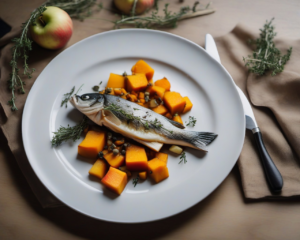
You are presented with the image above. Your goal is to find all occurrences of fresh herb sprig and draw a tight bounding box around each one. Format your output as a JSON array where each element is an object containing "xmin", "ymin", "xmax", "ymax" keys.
[
  {"xmin": 8, "ymin": 0, "xmax": 98, "ymax": 111},
  {"xmin": 179, "ymin": 151, "xmax": 187, "ymax": 164},
  {"xmin": 243, "ymin": 18, "xmax": 292, "ymax": 76},
  {"xmin": 114, "ymin": 2, "xmax": 214, "ymax": 29},
  {"xmin": 51, "ymin": 116, "xmax": 88, "ymax": 146},
  {"xmin": 8, "ymin": 6, "xmax": 47, "ymax": 111},
  {"xmin": 186, "ymin": 116, "xmax": 197, "ymax": 127},
  {"xmin": 132, "ymin": 175, "xmax": 140, "ymax": 187},
  {"xmin": 61, "ymin": 84, "xmax": 83, "ymax": 108}
]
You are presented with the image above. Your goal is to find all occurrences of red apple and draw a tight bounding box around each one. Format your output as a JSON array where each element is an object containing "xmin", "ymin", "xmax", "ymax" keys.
[
  {"xmin": 114, "ymin": 0, "xmax": 155, "ymax": 15},
  {"xmin": 29, "ymin": 6, "xmax": 73, "ymax": 50}
]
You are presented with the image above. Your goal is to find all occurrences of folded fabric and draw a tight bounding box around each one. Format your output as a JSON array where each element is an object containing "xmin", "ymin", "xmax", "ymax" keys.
[{"xmin": 215, "ymin": 24, "xmax": 300, "ymax": 198}]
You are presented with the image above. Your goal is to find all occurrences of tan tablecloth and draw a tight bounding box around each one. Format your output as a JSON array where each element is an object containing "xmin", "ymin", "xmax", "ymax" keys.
[{"xmin": 1, "ymin": 0, "xmax": 300, "ymax": 239}]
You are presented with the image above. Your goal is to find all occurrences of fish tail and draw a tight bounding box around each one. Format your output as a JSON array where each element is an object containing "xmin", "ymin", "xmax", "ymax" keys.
[{"xmin": 176, "ymin": 131, "xmax": 218, "ymax": 151}]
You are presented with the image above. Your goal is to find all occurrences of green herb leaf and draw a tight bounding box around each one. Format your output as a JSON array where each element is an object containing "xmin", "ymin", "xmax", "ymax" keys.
[
  {"xmin": 179, "ymin": 151, "xmax": 187, "ymax": 164},
  {"xmin": 51, "ymin": 116, "xmax": 88, "ymax": 147},
  {"xmin": 186, "ymin": 116, "xmax": 197, "ymax": 127},
  {"xmin": 132, "ymin": 175, "xmax": 140, "ymax": 187},
  {"xmin": 243, "ymin": 18, "xmax": 292, "ymax": 76},
  {"xmin": 61, "ymin": 86, "xmax": 75, "ymax": 108}
]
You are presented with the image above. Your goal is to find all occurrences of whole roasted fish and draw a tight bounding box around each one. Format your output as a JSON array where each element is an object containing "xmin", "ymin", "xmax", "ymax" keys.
[{"xmin": 70, "ymin": 93, "xmax": 217, "ymax": 152}]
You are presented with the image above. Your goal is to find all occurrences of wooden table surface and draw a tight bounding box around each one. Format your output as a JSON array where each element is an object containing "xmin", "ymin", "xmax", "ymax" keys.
[{"xmin": 1, "ymin": 0, "xmax": 300, "ymax": 239}]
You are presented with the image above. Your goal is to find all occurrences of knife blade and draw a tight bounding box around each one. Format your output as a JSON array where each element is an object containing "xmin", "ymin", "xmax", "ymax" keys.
[{"xmin": 205, "ymin": 34, "xmax": 283, "ymax": 192}]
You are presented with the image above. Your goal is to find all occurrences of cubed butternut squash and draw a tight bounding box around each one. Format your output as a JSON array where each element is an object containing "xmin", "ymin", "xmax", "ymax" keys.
[
  {"xmin": 164, "ymin": 112, "xmax": 172, "ymax": 119},
  {"xmin": 138, "ymin": 92, "xmax": 145, "ymax": 99},
  {"xmin": 148, "ymin": 86, "xmax": 166, "ymax": 99},
  {"xmin": 104, "ymin": 152, "xmax": 125, "ymax": 168},
  {"xmin": 148, "ymin": 158, "xmax": 169, "ymax": 183},
  {"xmin": 114, "ymin": 88, "xmax": 122, "ymax": 96},
  {"xmin": 154, "ymin": 77, "xmax": 171, "ymax": 91},
  {"xmin": 152, "ymin": 104, "xmax": 168, "ymax": 115},
  {"xmin": 126, "ymin": 144, "xmax": 148, "ymax": 171},
  {"xmin": 107, "ymin": 73, "xmax": 126, "ymax": 88},
  {"xmin": 126, "ymin": 74, "xmax": 148, "ymax": 92},
  {"xmin": 139, "ymin": 171, "xmax": 147, "ymax": 180},
  {"xmin": 173, "ymin": 114, "xmax": 183, "ymax": 125},
  {"xmin": 155, "ymin": 152, "xmax": 168, "ymax": 164},
  {"xmin": 131, "ymin": 60, "xmax": 154, "ymax": 80},
  {"xmin": 163, "ymin": 91, "xmax": 186, "ymax": 115},
  {"xmin": 183, "ymin": 96, "xmax": 193, "ymax": 113},
  {"xmin": 127, "ymin": 94, "xmax": 138, "ymax": 102},
  {"xmin": 89, "ymin": 159, "xmax": 108, "ymax": 179},
  {"xmin": 101, "ymin": 167, "xmax": 127, "ymax": 195},
  {"xmin": 78, "ymin": 130, "xmax": 106, "ymax": 158}
]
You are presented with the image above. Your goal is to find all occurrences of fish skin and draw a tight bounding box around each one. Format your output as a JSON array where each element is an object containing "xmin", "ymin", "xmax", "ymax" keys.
[{"xmin": 70, "ymin": 93, "xmax": 217, "ymax": 151}]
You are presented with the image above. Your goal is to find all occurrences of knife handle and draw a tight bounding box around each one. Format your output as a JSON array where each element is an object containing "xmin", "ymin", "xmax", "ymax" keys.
[{"xmin": 253, "ymin": 130, "xmax": 283, "ymax": 192}]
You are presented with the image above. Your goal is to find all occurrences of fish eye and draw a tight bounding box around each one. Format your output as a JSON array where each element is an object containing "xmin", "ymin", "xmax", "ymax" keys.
[{"xmin": 82, "ymin": 95, "xmax": 90, "ymax": 100}]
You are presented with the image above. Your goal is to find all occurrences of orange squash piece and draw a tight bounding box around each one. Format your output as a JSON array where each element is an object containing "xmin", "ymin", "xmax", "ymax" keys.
[
  {"xmin": 173, "ymin": 114, "xmax": 183, "ymax": 125},
  {"xmin": 139, "ymin": 171, "xmax": 147, "ymax": 180},
  {"xmin": 155, "ymin": 152, "xmax": 168, "ymax": 164},
  {"xmin": 89, "ymin": 159, "xmax": 108, "ymax": 179},
  {"xmin": 131, "ymin": 60, "xmax": 154, "ymax": 81},
  {"xmin": 183, "ymin": 96, "xmax": 193, "ymax": 113},
  {"xmin": 154, "ymin": 77, "xmax": 171, "ymax": 91},
  {"xmin": 126, "ymin": 144, "xmax": 148, "ymax": 171},
  {"xmin": 126, "ymin": 73, "xmax": 148, "ymax": 92},
  {"xmin": 127, "ymin": 94, "xmax": 138, "ymax": 102},
  {"xmin": 164, "ymin": 112, "xmax": 172, "ymax": 119},
  {"xmin": 138, "ymin": 92, "xmax": 145, "ymax": 99},
  {"xmin": 101, "ymin": 167, "xmax": 127, "ymax": 195},
  {"xmin": 148, "ymin": 158, "xmax": 169, "ymax": 183},
  {"xmin": 148, "ymin": 86, "xmax": 166, "ymax": 98},
  {"xmin": 114, "ymin": 88, "xmax": 122, "ymax": 96},
  {"xmin": 104, "ymin": 152, "xmax": 125, "ymax": 168},
  {"xmin": 163, "ymin": 91, "xmax": 186, "ymax": 115},
  {"xmin": 107, "ymin": 73, "xmax": 126, "ymax": 88},
  {"xmin": 152, "ymin": 104, "xmax": 168, "ymax": 115},
  {"xmin": 78, "ymin": 130, "xmax": 106, "ymax": 158}
]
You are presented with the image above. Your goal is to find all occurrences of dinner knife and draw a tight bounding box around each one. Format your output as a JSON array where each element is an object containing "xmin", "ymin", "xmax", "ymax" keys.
[{"xmin": 205, "ymin": 34, "xmax": 283, "ymax": 193}]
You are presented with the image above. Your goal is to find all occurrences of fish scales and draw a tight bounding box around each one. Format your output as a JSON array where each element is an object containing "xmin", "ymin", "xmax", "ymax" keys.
[{"xmin": 70, "ymin": 93, "xmax": 217, "ymax": 151}]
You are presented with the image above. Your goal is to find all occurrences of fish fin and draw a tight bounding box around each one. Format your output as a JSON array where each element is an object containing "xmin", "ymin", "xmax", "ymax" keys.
[
  {"xmin": 176, "ymin": 131, "xmax": 218, "ymax": 151},
  {"xmin": 103, "ymin": 110, "xmax": 122, "ymax": 126},
  {"xmin": 166, "ymin": 118, "xmax": 185, "ymax": 129},
  {"xmin": 132, "ymin": 138, "xmax": 163, "ymax": 152}
]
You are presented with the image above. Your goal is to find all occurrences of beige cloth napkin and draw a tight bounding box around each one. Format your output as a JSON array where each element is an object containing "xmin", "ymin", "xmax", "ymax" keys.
[
  {"xmin": 216, "ymin": 25, "xmax": 300, "ymax": 198},
  {"xmin": 1, "ymin": 19, "xmax": 299, "ymax": 207}
]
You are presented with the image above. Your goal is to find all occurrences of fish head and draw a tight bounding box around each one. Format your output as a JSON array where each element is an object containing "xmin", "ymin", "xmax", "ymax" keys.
[{"xmin": 70, "ymin": 93, "xmax": 105, "ymax": 116}]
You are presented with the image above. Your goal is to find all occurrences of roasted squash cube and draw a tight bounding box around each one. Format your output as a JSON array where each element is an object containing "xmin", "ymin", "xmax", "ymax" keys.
[
  {"xmin": 114, "ymin": 88, "xmax": 122, "ymax": 96},
  {"xmin": 183, "ymin": 96, "xmax": 193, "ymax": 113},
  {"xmin": 148, "ymin": 158, "xmax": 169, "ymax": 183},
  {"xmin": 154, "ymin": 77, "xmax": 171, "ymax": 91},
  {"xmin": 139, "ymin": 171, "xmax": 147, "ymax": 180},
  {"xmin": 104, "ymin": 152, "xmax": 125, "ymax": 168},
  {"xmin": 101, "ymin": 167, "xmax": 127, "ymax": 195},
  {"xmin": 164, "ymin": 112, "xmax": 172, "ymax": 119},
  {"xmin": 78, "ymin": 130, "xmax": 106, "ymax": 158},
  {"xmin": 163, "ymin": 91, "xmax": 186, "ymax": 115},
  {"xmin": 152, "ymin": 104, "xmax": 168, "ymax": 115},
  {"xmin": 126, "ymin": 74, "xmax": 148, "ymax": 92},
  {"xmin": 148, "ymin": 86, "xmax": 166, "ymax": 98},
  {"xmin": 155, "ymin": 152, "xmax": 168, "ymax": 164},
  {"xmin": 173, "ymin": 114, "xmax": 183, "ymax": 125},
  {"xmin": 131, "ymin": 60, "xmax": 154, "ymax": 80},
  {"xmin": 107, "ymin": 73, "xmax": 126, "ymax": 88},
  {"xmin": 89, "ymin": 159, "xmax": 108, "ymax": 179},
  {"xmin": 126, "ymin": 144, "xmax": 148, "ymax": 171}
]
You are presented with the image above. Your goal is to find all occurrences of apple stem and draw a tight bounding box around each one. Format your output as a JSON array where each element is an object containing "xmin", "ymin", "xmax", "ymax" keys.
[{"xmin": 38, "ymin": 15, "xmax": 46, "ymax": 26}]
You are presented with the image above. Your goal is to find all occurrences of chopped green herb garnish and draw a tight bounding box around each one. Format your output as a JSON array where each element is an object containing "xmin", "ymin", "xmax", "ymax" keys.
[
  {"xmin": 61, "ymin": 86, "xmax": 75, "ymax": 108},
  {"xmin": 243, "ymin": 18, "xmax": 292, "ymax": 76},
  {"xmin": 179, "ymin": 151, "xmax": 187, "ymax": 164},
  {"xmin": 133, "ymin": 175, "xmax": 140, "ymax": 187},
  {"xmin": 186, "ymin": 116, "xmax": 197, "ymax": 127}
]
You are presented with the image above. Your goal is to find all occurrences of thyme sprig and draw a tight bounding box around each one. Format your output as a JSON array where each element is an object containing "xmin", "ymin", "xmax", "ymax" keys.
[
  {"xmin": 104, "ymin": 103, "xmax": 173, "ymax": 134},
  {"xmin": 243, "ymin": 18, "xmax": 292, "ymax": 76},
  {"xmin": 114, "ymin": 2, "xmax": 214, "ymax": 29},
  {"xmin": 179, "ymin": 151, "xmax": 187, "ymax": 164},
  {"xmin": 186, "ymin": 116, "xmax": 197, "ymax": 127},
  {"xmin": 61, "ymin": 84, "xmax": 83, "ymax": 108},
  {"xmin": 8, "ymin": 0, "xmax": 98, "ymax": 111},
  {"xmin": 8, "ymin": 6, "xmax": 47, "ymax": 111},
  {"xmin": 132, "ymin": 175, "xmax": 140, "ymax": 187},
  {"xmin": 51, "ymin": 116, "xmax": 88, "ymax": 146}
]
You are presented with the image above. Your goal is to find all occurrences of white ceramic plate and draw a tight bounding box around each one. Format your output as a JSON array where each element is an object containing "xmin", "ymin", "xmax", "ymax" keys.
[{"xmin": 22, "ymin": 29, "xmax": 245, "ymax": 223}]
